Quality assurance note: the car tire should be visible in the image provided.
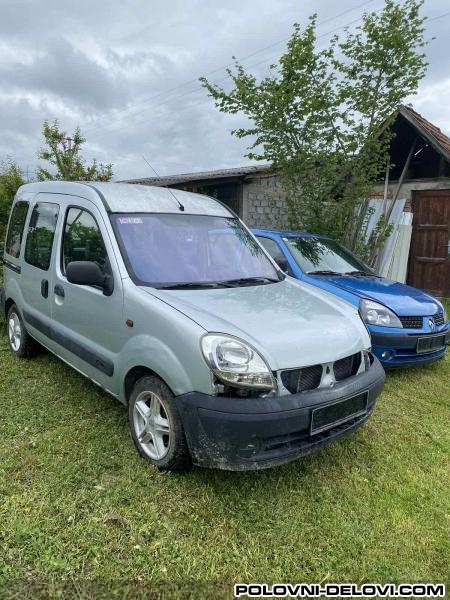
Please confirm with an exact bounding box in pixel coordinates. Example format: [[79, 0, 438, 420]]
[[6, 304, 39, 358], [128, 375, 191, 472]]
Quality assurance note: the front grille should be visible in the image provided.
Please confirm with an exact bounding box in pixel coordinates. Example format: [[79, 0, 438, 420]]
[[400, 316, 423, 329], [281, 364, 323, 394], [433, 313, 445, 327], [333, 352, 361, 381], [281, 352, 364, 394], [400, 313, 445, 328]]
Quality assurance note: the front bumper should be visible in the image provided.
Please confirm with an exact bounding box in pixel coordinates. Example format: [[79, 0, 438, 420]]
[[371, 326, 449, 368], [175, 357, 385, 471]]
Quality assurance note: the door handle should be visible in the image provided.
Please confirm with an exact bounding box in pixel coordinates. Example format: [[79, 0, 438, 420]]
[[41, 279, 49, 298], [54, 284, 65, 298]]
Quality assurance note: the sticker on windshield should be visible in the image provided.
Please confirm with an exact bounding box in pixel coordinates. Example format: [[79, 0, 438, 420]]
[[118, 217, 143, 224]]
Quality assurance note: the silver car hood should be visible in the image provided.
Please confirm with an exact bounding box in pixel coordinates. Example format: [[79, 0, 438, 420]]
[[144, 278, 370, 370]]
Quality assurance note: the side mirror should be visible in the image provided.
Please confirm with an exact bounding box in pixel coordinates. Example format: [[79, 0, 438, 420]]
[[66, 261, 114, 296], [274, 256, 289, 273]]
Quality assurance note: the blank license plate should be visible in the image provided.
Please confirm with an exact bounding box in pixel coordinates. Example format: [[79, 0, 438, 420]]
[[311, 391, 368, 436], [416, 334, 446, 353]]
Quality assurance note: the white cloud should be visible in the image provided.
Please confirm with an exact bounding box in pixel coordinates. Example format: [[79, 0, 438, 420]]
[[412, 78, 450, 135], [1, 0, 449, 180]]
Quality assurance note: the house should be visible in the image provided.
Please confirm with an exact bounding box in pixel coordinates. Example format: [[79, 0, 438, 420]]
[[123, 106, 450, 296]]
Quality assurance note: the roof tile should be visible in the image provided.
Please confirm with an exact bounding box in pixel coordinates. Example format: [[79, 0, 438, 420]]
[[400, 105, 450, 159]]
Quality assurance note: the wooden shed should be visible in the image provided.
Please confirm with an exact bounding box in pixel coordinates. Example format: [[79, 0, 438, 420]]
[[377, 106, 450, 297]]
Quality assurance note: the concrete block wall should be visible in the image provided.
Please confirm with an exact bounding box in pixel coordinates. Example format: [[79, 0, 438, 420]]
[[241, 174, 450, 229], [242, 174, 289, 229]]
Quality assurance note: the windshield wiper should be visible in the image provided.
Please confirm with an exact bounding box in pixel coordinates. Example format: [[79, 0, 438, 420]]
[[159, 277, 280, 290], [307, 270, 343, 276], [158, 282, 234, 290], [220, 276, 281, 286], [344, 270, 376, 277]]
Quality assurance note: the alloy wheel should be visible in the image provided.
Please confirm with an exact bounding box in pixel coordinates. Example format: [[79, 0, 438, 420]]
[[8, 312, 22, 352], [132, 391, 171, 460]]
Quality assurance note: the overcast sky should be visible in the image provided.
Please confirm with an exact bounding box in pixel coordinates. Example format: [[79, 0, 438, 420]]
[[1, 0, 449, 181]]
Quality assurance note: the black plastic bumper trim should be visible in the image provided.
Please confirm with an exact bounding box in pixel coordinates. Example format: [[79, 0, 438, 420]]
[[175, 357, 385, 471], [0, 286, 6, 319], [23, 309, 52, 338], [3, 258, 21, 274], [23, 308, 114, 376]]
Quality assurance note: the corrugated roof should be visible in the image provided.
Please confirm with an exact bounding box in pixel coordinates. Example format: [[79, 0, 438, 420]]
[[399, 105, 450, 162], [120, 164, 270, 186]]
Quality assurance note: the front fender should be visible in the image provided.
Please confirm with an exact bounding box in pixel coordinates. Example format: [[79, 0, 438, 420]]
[[117, 333, 213, 403]]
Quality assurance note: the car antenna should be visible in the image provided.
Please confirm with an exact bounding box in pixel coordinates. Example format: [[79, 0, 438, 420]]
[[142, 156, 185, 211]]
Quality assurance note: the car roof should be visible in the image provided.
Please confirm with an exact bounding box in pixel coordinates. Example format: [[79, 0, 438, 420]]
[[252, 228, 328, 239], [17, 181, 232, 218]]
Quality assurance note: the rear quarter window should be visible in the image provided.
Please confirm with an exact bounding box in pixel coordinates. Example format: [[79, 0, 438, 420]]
[[5, 201, 29, 258]]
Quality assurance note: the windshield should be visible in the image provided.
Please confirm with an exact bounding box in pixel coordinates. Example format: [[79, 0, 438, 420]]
[[283, 236, 371, 275], [112, 213, 280, 287]]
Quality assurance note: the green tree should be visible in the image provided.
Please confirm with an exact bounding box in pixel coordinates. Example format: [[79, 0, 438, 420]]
[[36, 120, 113, 182], [201, 0, 427, 263], [0, 159, 25, 251]]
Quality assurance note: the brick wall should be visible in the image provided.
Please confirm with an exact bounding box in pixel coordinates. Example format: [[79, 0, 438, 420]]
[[242, 174, 289, 228]]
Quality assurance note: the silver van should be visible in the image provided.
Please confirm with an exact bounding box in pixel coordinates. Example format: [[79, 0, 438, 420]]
[[1, 182, 385, 471]]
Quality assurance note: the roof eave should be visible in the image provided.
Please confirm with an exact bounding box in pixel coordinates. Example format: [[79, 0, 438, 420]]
[[399, 106, 450, 163]]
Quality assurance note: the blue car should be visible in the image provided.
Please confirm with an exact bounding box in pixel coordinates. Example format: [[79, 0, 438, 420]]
[[252, 229, 449, 368]]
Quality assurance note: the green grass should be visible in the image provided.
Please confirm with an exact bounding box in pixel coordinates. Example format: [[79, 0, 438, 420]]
[[0, 302, 449, 599]]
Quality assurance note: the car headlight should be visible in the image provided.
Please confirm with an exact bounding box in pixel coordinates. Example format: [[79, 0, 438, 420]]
[[359, 299, 402, 328], [201, 334, 276, 390], [438, 302, 448, 322]]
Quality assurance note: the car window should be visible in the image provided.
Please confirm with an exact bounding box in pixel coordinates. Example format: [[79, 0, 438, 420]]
[[256, 236, 293, 274], [283, 236, 370, 275], [256, 236, 286, 263], [5, 201, 29, 258], [112, 214, 279, 286], [62, 207, 108, 273], [24, 203, 59, 271]]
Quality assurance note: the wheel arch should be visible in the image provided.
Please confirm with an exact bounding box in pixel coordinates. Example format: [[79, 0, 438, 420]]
[[2, 276, 25, 321], [123, 365, 174, 404], [5, 297, 16, 319]]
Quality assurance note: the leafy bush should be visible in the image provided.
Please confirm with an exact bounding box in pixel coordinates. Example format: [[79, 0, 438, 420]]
[[0, 159, 25, 253]]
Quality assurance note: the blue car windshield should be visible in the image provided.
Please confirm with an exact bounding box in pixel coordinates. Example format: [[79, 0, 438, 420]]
[[283, 236, 371, 275], [112, 213, 280, 287]]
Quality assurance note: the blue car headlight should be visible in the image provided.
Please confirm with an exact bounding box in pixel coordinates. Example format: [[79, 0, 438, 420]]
[[359, 299, 403, 328]]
